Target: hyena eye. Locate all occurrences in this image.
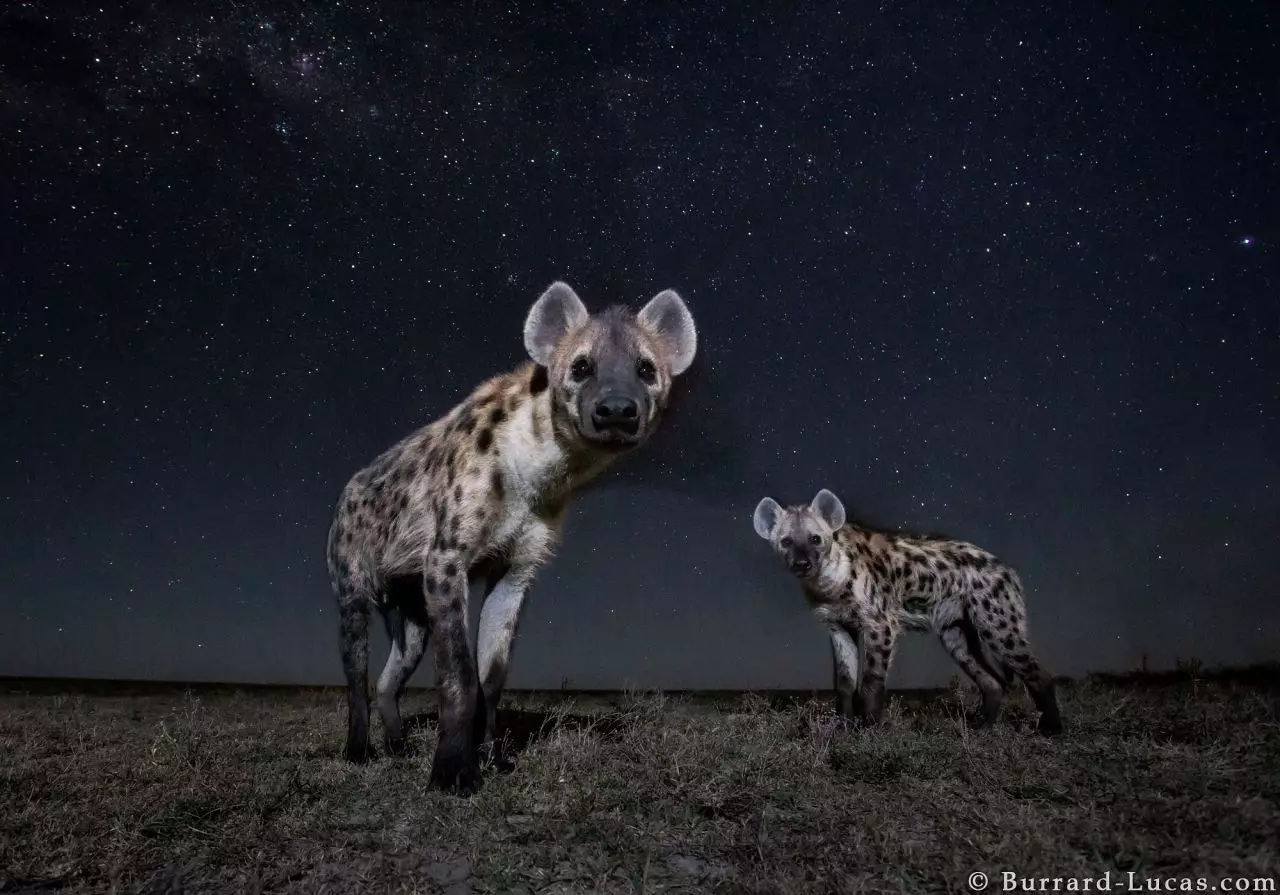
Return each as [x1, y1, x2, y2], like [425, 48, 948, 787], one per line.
[780, 537, 793, 548]
[570, 357, 594, 381]
[636, 358, 657, 383]
[809, 534, 822, 545]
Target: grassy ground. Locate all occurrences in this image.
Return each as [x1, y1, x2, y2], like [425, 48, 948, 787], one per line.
[1, 673, 1278, 894]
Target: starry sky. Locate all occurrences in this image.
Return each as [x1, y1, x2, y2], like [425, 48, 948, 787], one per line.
[2, 1, 1276, 690]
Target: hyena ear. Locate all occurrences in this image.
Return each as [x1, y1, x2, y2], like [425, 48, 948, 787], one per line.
[811, 489, 846, 531]
[752, 497, 782, 540]
[637, 289, 697, 377]
[524, 281, 590, 366]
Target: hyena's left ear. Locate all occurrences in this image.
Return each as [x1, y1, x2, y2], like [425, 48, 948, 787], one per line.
[638, 289, 697, 377]
[524, 281, 590, 366]
[753, 497, 782, 540]
[811, 489, 846, 531]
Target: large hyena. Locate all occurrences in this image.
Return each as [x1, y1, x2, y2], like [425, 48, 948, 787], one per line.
[328, 281, 697, 793]
[752, 489, 1063, 735]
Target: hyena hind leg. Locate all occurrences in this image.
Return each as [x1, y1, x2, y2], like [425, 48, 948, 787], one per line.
[1005, 650, 1064, 737]
[938, 620, 1006, 728]
[337, 585, 375, 764]
[376, 580, 431, 756]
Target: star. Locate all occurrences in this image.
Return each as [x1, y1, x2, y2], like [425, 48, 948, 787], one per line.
[0, 0, 1274, 691]
[291, 51, 320, 77]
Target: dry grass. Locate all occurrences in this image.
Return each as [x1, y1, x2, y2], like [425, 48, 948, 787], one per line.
[1, 674, 1278, 894]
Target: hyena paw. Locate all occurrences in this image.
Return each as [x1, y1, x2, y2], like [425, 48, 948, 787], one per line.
[479, 739, 517, 774]
[344, 740, 378, 764]
[384, 734, 415, 757]
[831, 714, 855, 735]
[1036, 715, 1065, 737]
[429, 749, 483, 796]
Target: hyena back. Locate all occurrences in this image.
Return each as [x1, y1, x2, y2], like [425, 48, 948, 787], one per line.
[328, 281, 697, 793]
[752, 489, 1063, 735]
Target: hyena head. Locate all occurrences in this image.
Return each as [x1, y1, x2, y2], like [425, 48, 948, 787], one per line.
[752, 489, 847, 580]
[523, 281, 697, 452]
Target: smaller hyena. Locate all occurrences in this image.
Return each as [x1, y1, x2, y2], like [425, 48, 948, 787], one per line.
[328, 281, 697, 794]
[752, 489, 1064, 735]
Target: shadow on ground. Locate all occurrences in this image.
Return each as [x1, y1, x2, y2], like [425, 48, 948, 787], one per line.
[404, 706, 631, 763]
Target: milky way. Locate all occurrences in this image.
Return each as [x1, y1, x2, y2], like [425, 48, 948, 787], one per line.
[1, 1, 1276, 688]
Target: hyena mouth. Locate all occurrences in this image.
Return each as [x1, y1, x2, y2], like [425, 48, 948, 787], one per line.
[581, 427, 643, 451]
[578, 417, 644, 450]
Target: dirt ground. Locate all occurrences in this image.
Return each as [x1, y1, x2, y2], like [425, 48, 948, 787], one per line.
[1, 672, 1278, 894]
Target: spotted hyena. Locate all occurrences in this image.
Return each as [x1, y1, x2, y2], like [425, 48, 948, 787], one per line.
[328, 281, 697, 793]
[751, 489, 1063, 735]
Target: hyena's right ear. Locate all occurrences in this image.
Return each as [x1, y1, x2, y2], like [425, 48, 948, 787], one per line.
[810, 489, 846, 531]
[638, 289, 697, 377]
[752, 497, 782, 540]
[524, 281, 590, 366]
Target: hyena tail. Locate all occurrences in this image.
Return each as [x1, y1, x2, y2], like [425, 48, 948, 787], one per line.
[339, 592, 375, 762]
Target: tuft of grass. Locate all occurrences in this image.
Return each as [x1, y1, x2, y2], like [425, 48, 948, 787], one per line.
[0, 678, 1277, 893]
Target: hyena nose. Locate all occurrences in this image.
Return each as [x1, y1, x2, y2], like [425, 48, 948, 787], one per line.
[791, 558, 812, 573]
[592, 396, 640, 433]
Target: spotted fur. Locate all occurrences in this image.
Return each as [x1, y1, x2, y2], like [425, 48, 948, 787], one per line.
[328, 281, 697, 793]
[752, 489, 1064, 735]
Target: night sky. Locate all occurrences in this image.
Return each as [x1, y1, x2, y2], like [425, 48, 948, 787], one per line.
[2, 1, 1276, 691]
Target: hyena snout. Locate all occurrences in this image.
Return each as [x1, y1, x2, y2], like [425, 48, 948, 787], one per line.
[591, 393, 640, 436]
[578, 373, 652, 447]
[785, 546, 821, 576]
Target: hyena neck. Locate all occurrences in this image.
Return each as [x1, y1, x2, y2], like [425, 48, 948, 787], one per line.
[807, 547, 853, 604]
[498, 370, 616, 511]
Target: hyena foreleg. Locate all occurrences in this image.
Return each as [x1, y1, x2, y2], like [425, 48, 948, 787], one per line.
[828, 625, 862, 721]
[476, 564, 542, 767]
[858, 617, 898, 725]
[424, 558, 486, 795]
[476, 524, 555, 765]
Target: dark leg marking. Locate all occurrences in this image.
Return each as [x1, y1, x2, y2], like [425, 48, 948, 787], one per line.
[859, 674, 888, 725]
[338, 587, 374, 763]
[425, 564, 483, 795]
[856, 625, 897, 726]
